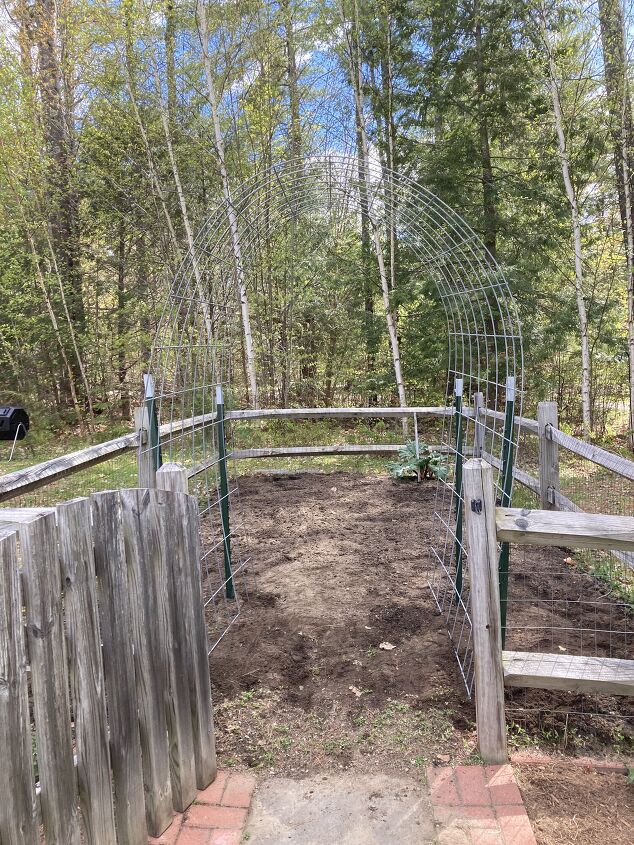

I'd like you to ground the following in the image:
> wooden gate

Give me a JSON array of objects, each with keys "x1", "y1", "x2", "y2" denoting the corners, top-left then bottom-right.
[{"x1": 0, "y1": 466, "x2": 216, "y2": 845}]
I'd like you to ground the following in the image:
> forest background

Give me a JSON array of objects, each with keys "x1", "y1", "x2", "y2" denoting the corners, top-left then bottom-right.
[{"x1": 2, "y1": 0, "x2": 634, "y2": 454}]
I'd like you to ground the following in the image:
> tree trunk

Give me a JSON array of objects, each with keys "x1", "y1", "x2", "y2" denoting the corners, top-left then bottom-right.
[
  {"x1": 117, "y1": 222, "x2": 130, "y2": 418},
  {"x1": 123, "y1": 9, "x2": 180, "y2": 258},
  {"x1": 282, "y1": 0, "x2": 302, "y2": 162},
  {"x1": 196, "y1": 0, "x2": 259, "y2": 407},
  {"x1": 355, "y1": 117, "x2": 377, "y2": 405},
  {"x1": 597, "y1": 0, "x2": 634, "y2": 448},
  {"x1": 347, "y1": 0, "x2": 407, "y2": 419},
  {"x1": 380, "y1": 11, "x2": 399, "y2": 309},
  {"x1": 474, "y1": 1, "x2": 497, "y2": 264},
  {"x1": 34, "y1": 0, "x2": 86, "y2": 405},
  {"x1": 153, "y1": 62, "x2": 215, "y2": 344},
  {"x1": 25, "y1": 229, "x2": 85, "y2": 429},
  {"x1": 165, "y1": 0, "x2": 178, "y2": 136},
  {"x1": 541, "y1": 9, "x2": 592, "y2": 437}
]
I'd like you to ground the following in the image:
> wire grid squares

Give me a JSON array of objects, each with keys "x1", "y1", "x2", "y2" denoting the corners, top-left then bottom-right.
[
  {"x1": 429, "y1": 380, "x2": 522, "y2": 698},
  {"x1": 503, "y1": 539, "x2": 633, "y2": 746},
  {"x1": 148, "y1": 154, "x2": 523, "y2": 663},
  {"x1": 149, "y1": 332, "x2": 252, "y2": 652},
  {"x1": 501, "y1": 427, "x2": 633, "y2": 744},
  {"x1": 424, "y1": 260, "x2": 523, "y2": 696}
]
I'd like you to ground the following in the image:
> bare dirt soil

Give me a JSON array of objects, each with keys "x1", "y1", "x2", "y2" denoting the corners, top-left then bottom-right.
[
  {"x1": 514, "y1": 762, "x2": 634, "y2": 845},
  {"x1": 207, "y1": 471, "x2": 632, "y2": 779}
]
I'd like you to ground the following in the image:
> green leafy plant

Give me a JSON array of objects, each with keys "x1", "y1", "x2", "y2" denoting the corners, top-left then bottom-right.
[{"x1": 387, "y1": 442, "x2": 448, "y2": 481}]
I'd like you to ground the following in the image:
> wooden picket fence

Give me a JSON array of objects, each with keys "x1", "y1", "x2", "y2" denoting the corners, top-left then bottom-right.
[{"x1": 0, "y1": 465, "x2": 216, "y2": 845}]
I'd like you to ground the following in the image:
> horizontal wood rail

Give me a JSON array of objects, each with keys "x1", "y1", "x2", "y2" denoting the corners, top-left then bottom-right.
[
  {"x1": 482, "y1": 407, "x2": 539, "y2": 433},
  {"x1": 229, "y1": 405, "x2": 454, "y2": 420},
  {"x1": 230, "y1": 443, "x2": 448, "y2": 461},
  {"x1": 2, "y1": 398, "x2": 632, "y2": 503},
  {"x1": 502, "y1": 651, "x2": 634, "y2": 697},
  {"x1": 0, "y1": 433, "x2": 139, "y2": 502},
  {"x1": 546, "y1": 425, "x2": 634, "y2": 481},
  {"x1": 0, "y1": 405, "x2": 467, "y2": 502},
  {"x1": 481, "y1": 450, "x2": 540, "y2": 494},
  {"x1": 495, "y1": 506, "x2": 634, "y2": 552}
]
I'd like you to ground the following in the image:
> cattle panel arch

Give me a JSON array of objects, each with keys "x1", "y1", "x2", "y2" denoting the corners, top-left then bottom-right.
[{"x1": 148, "y1": 154, "x2": 523, "y2": 689}]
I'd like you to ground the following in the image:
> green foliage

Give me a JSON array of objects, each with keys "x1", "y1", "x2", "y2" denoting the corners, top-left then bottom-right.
[
  {"x1": 387, "y1": 441, "x2": 448, "y2": 481},
  {"x1": 0, "y1": 0, "x2": 632, "y2": 445}
]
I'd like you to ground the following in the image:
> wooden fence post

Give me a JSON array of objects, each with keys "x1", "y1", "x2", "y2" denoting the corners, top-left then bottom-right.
[
  {"x1": 178, "y1": 490, "x2": 217, "y2": 788},
  {"x1": 0, "y1": 529, "x2": 38, "y2": 845},
  {"x1": 538, "y1": 401, "x2": 560, "y2": 510},
  {"x1": 463, "y1": 458, "x2": 508, "y2": 764},
  {"x1": 156, "y1": 462, "x2": 189, "y2": 493},
  {"x1": 156, "y1": 488, "x2": 202, "y2": 804},
  {"x1": 135, "y1": 405, "x2": 156, "y2": 489},
  {"x1": 473, "y1": 391, "x2": 484, "y2": 458},
  {"x1": 57, "y1": 498, "x2": 117, "y2": 845},
  {"x1": 19, "y1": 512, "x2": 82, "y2": 844}
]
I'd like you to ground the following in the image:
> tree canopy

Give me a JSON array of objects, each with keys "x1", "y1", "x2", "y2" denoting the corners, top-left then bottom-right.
[{"x1": 1, "y1": 0, "x2": 633, "y2": 445}]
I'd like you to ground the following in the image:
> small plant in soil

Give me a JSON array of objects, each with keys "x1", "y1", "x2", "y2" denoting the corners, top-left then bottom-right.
[{"x1": 387, "y1": 442, "x2": 448, "y2": 481}]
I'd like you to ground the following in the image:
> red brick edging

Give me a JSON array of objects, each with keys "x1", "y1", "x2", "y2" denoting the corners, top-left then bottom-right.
[
  {"x1": 427, "y1": 764, "x2": 537, "y2": 845},
  {"x1": 148, "y1": 771, "x2": 256, "y2": 845}
]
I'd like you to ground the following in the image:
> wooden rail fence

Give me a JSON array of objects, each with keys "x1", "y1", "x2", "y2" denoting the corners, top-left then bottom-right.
[
  {"x1": 0, "y1": 403, "x2": 539, "y2": 503},
  {"x1": 0, "y1": 465, "x2": 216, "y2": 845},
  {"x1": 463, "y1": 458, "x2": 634, "y2": 765}
]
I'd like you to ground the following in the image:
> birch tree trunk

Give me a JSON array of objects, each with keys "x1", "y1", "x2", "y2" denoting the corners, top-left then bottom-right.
[
  {"x1": 541, "y1": 9, "x2": 592, "y2": 437},
  {"x1": 597, "y1": 0, "x2": 634, "y2": 449},
  {"x1": 24, "y1": 228, "x2": 84, "y2": 429},
  {"x1": 152, "y1": 62, "x2": 215, "y2": 345},
  {"x1": 196, "y1": 0, "x2": 258, "y2": 408},
  {"x1": 347, "y1": 0, "x2": 407, "y2": 420},
  {"x1": 122, "y1": 8, "x2": 180, "y2": 257},
  {"x1": 281, "y1": 0, "x2": 301, "y2": 405}
]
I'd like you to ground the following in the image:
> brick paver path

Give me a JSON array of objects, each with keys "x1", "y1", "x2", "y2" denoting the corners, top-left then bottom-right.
[
  {"x1": 148, "y1": 764, "x2": 536, "y2": 845},
  {"x1": 147, "y1": 771, "x2": 256, "y2": 845},
  {"x1": 427, "y1": 765, "x2": 537, "y2": 845}
]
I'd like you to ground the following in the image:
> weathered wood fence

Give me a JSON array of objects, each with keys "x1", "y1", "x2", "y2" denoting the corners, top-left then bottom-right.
[
  {"x1": 463, "y1": 458, "x2": 634, "y2": 765},
  {"x1": 1, "y1": 400, "x2": 632, "y2": 510},
  {"x1": 0, "y1": 465, "x2": 216, "y2": 844}
]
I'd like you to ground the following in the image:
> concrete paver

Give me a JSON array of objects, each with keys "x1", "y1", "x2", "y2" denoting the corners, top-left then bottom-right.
[
  {"x1": 243, "y1": 772, "x2": 437, "y2": 844},
  {"x1": 149, "y1": 764, "x2": 537, "y2": 845}
]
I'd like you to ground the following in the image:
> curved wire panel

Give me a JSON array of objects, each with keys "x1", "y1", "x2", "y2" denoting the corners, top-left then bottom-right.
[{"x1": 148, "y1": 155, "x2": 523, "y2": 672}]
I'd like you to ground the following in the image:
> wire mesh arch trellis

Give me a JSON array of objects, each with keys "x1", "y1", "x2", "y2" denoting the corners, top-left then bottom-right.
[{"x1": 147, "y1": 154, "x2": 523, "y2": 665}]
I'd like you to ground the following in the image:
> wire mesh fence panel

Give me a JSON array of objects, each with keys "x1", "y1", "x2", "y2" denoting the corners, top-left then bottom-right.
[
  {"x1": 504, "y1": 539, "x2": 633, "y2": 753},
  {"x1": 512, "y1": 428, "x2": 540, "y2": 509},
  {"x1": 492, "y1": 416, "x2": 634, "y2": 748},
  {"x1": 149, "y1": 327, "x2": 252, "y2": 652},
  {"x1": 143, "y1": 154, "x2": 524, "y2": 666},
  {"x1": 426, "y1": 295, "x2": 523, "y2": 696}
]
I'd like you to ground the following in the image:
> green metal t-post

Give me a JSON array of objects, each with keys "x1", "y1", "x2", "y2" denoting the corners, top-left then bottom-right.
[
  {"x1": 498, "y1": 375, "x2": 516, "y2": 647},
  {"x1": 144, "y1": 373, "x2": 163, "y2": 473},
  {"x1": 216, "y1": 385, "x2": 234, "y2": 600},
  {"x1": 453, "y1": 379, "x2": 465, "y2": 600}
]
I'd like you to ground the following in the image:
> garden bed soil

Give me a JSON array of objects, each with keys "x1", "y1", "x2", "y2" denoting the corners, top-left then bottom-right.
[{"x1": 207, "y1": 471, "x2": 632, "y2": 778}]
